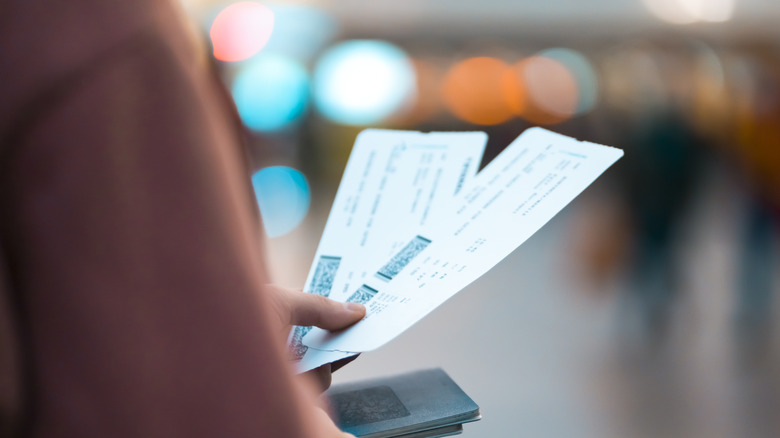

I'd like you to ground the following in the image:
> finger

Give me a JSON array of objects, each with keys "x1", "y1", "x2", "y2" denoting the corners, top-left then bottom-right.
[
  {"x1": 301, "y1": 356, "x2": 359, "y2": 394},
  {"x1": 297, "y1": 374, "x2": 355, "y2": 438},
  {"x1": 287, "y1": 292, "x2": 366, "y2": 331},
  {"x1": 303, "y1": 363, "x2": 333, "y2": 393}
]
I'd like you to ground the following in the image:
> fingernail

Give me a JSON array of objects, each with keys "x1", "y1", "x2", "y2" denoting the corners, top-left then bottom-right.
[{"x1": 344, "y1": 302, "x2": 365, "y2": 313}]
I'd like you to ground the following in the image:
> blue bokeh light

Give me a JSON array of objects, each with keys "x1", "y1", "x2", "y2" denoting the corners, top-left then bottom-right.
[
  {"x1": 251, "y1": 166, "x2": 311, "y2": 238},
  {"x1": 313, "y1": 40, "x2": 416, "y2": 125},
  {"x1": 231, "y1": 54, "x2": 309, "y2": 132}
]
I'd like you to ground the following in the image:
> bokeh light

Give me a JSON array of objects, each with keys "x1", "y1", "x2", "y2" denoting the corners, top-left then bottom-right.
[
  {"x1": 642, "y1": 0, "x2": 735, "y2": 24},
  {"x1": 313, "y1": 40, "x2": 416, "y2": 125},
  {"x1": 210, "y1": 2, "x2": 275, "y2": 62},
  {"x1": 231, "y1": 54, "x2": 309, "y2": 132},
  {"x1": 642, "y1": 0, "x2": 698, "y2": 24},
  {"x1": 251, "y1": 166, "x2": 311, "y2": 238},
  {"x1": 442, "y1": 57, "x2": 515, "y2": 125},
  {"x1": 687, "y1": 0, "x2": 735, "y2": 22},
  {"x1": 538, "y1": 48, "x2": 599, "y2": 115},
  {"x1": 504, "y1": 56, "x2": 578, "y2": 125}
]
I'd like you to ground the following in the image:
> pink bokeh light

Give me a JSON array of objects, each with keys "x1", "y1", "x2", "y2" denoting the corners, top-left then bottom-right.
[{"x1": 210, "y1": 2, "x2": 275, "y2": 62}]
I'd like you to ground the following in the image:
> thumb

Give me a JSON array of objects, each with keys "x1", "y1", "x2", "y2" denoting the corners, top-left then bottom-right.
[{"x1": 287, "y1": 291, "x2": 366, "y2": 331}]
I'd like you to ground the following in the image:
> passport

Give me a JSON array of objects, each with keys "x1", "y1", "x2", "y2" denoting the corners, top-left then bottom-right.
[{"x1": 326, "y1": 369, "x2": 481, "y2": 438}]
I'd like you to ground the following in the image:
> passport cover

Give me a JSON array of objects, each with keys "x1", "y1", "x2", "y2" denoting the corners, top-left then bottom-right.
[{"x1": 326, "y1": 368, "x2": 481, "y2": 437}]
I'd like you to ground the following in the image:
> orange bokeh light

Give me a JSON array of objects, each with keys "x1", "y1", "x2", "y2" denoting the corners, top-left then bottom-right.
[
  {"x1": 210, "y1": 2, "x2": 275, "y2": 62},
  {"x1": 502, "y1": 62, "x2": 528, "y2": 117},
  {"x1": 441, "y1": 57, "x2": 516, "y2": 125}
]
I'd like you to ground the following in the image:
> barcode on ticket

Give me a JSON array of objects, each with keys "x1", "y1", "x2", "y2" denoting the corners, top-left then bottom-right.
[
  {"x1": 309, "y1": 255, "x2": 341, "y2": 296},
  {"x1": 375, "y1": 235, "x2": 432, "y2": 282},
  {"x1": 289, "y1": 325, "x2": 311, "y2": 361},
  {"x1": 292, "y1": 255, "x2": 341, "y2": 360},
  {"x1": 347, "y1": 284, "x2": 379, "y2": 305}
]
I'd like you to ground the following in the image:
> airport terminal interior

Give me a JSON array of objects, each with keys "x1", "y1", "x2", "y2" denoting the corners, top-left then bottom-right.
[{"x1": 184, "y1": 1, "x2": 780, "y2": 436}]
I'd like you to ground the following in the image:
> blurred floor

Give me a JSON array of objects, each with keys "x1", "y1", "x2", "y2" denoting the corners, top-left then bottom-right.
[{"x1": 267, "y1": 159, "x2": 780, "y2": 437}]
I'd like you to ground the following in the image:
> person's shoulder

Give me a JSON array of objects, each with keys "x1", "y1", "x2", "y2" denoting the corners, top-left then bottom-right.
[{"x1": 0, "y1": 0, "x2": 186, "y2": 143}]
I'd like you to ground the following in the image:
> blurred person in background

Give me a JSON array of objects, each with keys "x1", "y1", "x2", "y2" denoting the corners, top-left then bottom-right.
[
  {"x1": 0, "y1": 1, "x2": 364, "y2": 437},
  {"x1": 728, "y1": 47, "x2": 780, "y2": 347},
  {"x1": 574, "y1": 43, "x2": 707, "y2": 343},
  {"x1": 574, "y1": 41, "x2": 779, "y2": 350}
]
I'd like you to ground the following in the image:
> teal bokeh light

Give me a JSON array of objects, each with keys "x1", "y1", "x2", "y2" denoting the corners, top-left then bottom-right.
[
  {"x1": 313, "y1": 40, "x2": 416, "y2": 125},
  {"x1": 538, "y1": 48, "x2": 599, "y2": 115},
  {"x1": 251, "y1": 166, "x2": 311, "y2": 238},
  {"x1": 232, "y1": 54, "x2": 309, "y2": 132}
]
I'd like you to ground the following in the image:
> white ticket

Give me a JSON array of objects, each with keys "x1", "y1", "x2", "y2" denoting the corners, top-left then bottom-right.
[
  {"x1": 290, "y1": 129, "x2": 486, "y2": 368},
  {"x1": 301, "y1": 127, "x2": 622, "y2": 357}
]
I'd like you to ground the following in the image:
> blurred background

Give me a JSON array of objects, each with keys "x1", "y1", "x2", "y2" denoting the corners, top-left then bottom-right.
[{"x1": 182, "y1": 1, "x2": 779, "y2": 436}]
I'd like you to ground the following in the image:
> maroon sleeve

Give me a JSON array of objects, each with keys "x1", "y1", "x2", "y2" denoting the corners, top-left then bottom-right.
[{"x1": 1, "y1": 4, "x2": 325, "y2": 438}]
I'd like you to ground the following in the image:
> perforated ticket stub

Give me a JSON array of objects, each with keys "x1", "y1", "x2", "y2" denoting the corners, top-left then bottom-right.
[{"x1": 293, "y1": 128, "x2": 622, "y2": 372}]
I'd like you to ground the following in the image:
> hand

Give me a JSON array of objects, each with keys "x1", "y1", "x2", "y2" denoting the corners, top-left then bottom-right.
[
  {"x1": 296, "y1": 366, "x2": 358, "y2": 438},
  {"x1": 266, "y1": 284, "x2": 365, "y2": 338},
  {"x1": 305, "y1": 354, "x2": 360, "y2": 392},
  {"x1": 265, "y1": 284, "x2": 365, "y2": 389}
]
